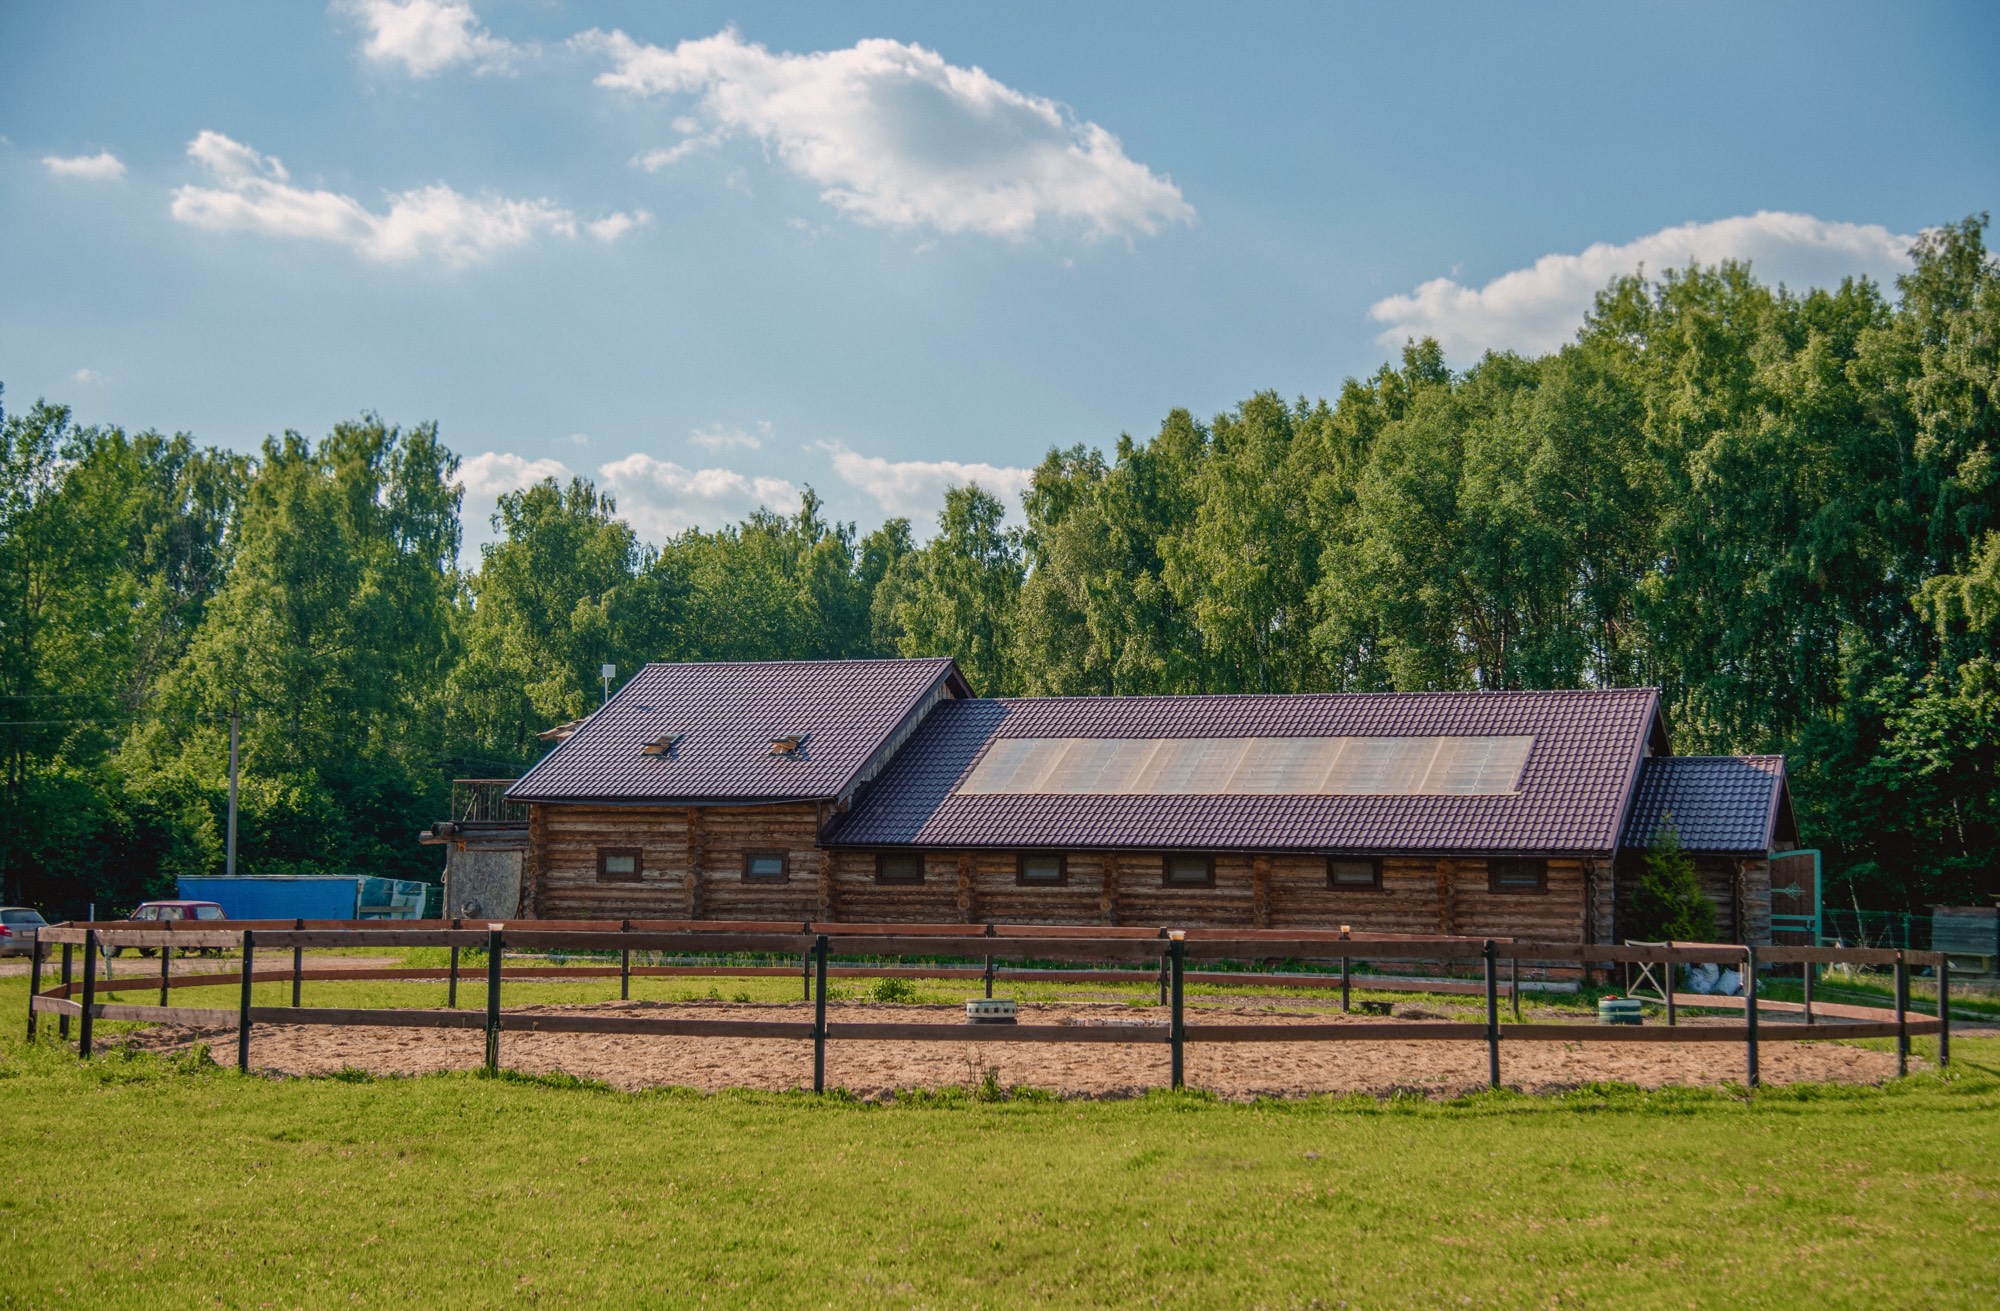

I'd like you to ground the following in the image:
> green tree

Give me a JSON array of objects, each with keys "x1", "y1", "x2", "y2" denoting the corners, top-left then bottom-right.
[
  {"x1": 1628, "y1": 820, "x2": 1719, "y2": 942},
  {"x1": 886, "y1": 485, "x2": 1024, "y2": 695}
]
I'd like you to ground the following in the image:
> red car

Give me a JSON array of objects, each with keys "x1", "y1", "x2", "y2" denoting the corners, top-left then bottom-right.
[{"x1": 115, "y1": 900, "x2": 227, "y2": 956}]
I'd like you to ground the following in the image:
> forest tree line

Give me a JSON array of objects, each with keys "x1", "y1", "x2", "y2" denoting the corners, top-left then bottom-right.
[{"x1": 3, "y1": 217, "x2": 1995, "y2": 918}]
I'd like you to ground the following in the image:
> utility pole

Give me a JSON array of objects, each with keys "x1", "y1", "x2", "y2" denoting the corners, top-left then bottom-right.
[{"x1": 226, "y1": 696, "x2": 240, "y2": 878}]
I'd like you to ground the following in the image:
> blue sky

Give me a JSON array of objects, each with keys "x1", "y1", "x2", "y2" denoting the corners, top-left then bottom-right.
[{"x1": 4, "y1": 2, "x2": 1995, "y2": 553}]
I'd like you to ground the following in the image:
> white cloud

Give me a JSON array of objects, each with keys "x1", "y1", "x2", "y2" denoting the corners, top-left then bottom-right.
[
  {"x1": 71, "y1": 367, "x2": 102, "y2": 384},
  {"x1": 341, "y1": 0, "x2": 517, "y2": 77},
  {"x1": 816, "y1": 440, "x2": 1032, "y2": 521},
  {"x1": 459, "y1": 450, "x2": 573, "y2": 496},
  {"x1": 43, "y1": 150, "x2": 126, "y2": 181},
  {"x1": 689, "y1": 421, "x2": 769, "y2": 452},
  {"x1": 1369, "y1": 212, "x2": 1917, "y2": 359},
  {"x1": 596, "y1": 453, "x2": 799, "y2": 538},
  {"x1": 586, "y1": 209, "x2": 652, "y2": 242},
  {"x1": 581, "y1": 27, "x2": 1192, "y2": 240},
  {"x1": 170, "y1": 130, "x2": 643, "y2": 266}
]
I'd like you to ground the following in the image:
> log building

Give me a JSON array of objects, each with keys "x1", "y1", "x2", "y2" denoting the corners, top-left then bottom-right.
[{"x1": 431, "y1": 658, "x2": 1796, "y2": 944}]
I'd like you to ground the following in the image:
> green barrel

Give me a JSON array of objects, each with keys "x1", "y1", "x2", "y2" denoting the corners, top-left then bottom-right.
[{"x1": 1598, "y1": 996, "x2": 1644, "y2": 1025}]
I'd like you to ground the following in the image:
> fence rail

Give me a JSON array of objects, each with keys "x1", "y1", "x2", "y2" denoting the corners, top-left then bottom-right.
[{"x1": 23, "y1": 920, "x2": 1951, "y2": 1094}]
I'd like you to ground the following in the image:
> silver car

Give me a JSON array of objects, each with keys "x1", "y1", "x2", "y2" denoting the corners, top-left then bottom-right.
[{"x1": 0, "y1": 906, "x2": 49, "y2": 956}]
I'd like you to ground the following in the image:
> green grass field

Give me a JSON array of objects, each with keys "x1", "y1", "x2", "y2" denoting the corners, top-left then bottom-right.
[{"x1": 2, "y1": 959, "x2": 1996, "y2": 1309}]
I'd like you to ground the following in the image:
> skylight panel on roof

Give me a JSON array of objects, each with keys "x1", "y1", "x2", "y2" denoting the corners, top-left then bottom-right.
[{"x1": 956, "y1": 736, "x2": 1533, "y2": 796}]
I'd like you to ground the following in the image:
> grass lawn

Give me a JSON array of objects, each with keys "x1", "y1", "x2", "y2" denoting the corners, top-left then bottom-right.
[{"x1": 1, "y1": 961, "x2": 1996, "y2": 1309}]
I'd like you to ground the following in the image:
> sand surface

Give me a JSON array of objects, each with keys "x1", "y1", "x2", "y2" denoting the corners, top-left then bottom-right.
[{"x1": 113, "y1": 998, "x2": 1911, "y2": 1099}]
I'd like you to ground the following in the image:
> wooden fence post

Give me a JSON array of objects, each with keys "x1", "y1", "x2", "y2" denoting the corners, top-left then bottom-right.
[
  {"x1": 1893, "y1": 952, "x2": 1908, "y2": 1077},
  {"x1": 1937, "y1": 954, "x2": 1951, "y2": 1068},
  {"x1": 984, "y1": 955, "x2": 995, "y2": 1000},
  {"x1": 1802, "y1": 959, "x2": 1814, "y2": 1027},
  {"x1": 1510, "y1": 949, "x2": 1520, "y2": 1022},
  {"x1": 292, "y1": 919, "x2": 304, "y2": 1008},
  {"x1": 160, "y1": 939, "x2": 172, "y2": 1007},
  {"x1": 448, "y1": 943, "x2": 460, "y2": 1008},
  {"x1": 1743, "y1": 945, "x2": 1759, "y2": 1090},
  {"x1": 813, "y1": 934, "x2": 829, "y2": 1094},
  {"x1": 484, "y1": 927, "x2": 502, "y2": 1076},
  {"x1": 1340, "y1": 955, "x2": 1350, "y2": 1013},
  {"x1": 26, "y1": 939, "x2": 43, "y2": 1041},
  {"x1": 1664, "y1": 945, "x2": 1677, "y2": 1027},
  {"x1": 58, "y1": 942, "x2": 72, "y2": 1040},
  {"x1": 620, "y1": 920, "x2": 631, "y2": 1002},
  {"x1": 237, "y1": 930, "x2": 255, "y2": 1073},
  {"x1": 1483, "y1": 939, "x2": 1500, "y2": 1090},
  {"x1": 1169, "y1": 935, "x2": 1185, "y2": 1091},
  {"x1": 80, "y1": 930, "x2": 98, "y2": 1059}
]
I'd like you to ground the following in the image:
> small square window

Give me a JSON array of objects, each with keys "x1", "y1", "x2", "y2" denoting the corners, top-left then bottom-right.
[
  {"x1": 1327, "y1": 857, "x2": 1382, "y2": 890},
  {"x1": 1164, "y1": 853, "x2": 1214, "y2": 887},
  {"x1": 1017, "y1": 854, "x2": 1066, "y2": 885},
  {"x1": 1489, "y1": 858, "x2": 1547, "y2": 893},
  {"x1": 744, "y1": 851, "x2": 790, "y2": 881},
  {"x1": 597, "y1": 848, "x2": 642, "y2": 882},
  {"x1": 877, "y1": 852, "x2": 924, "y2": 884}
]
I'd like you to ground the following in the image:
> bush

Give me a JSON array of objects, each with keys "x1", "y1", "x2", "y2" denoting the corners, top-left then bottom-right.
[
  {"x1": 871, "y1": 977, "x2": 919, "y2": 1004},
  {"x1": 1629, "y1": 818, "x2": 1719, "y2": 942}
]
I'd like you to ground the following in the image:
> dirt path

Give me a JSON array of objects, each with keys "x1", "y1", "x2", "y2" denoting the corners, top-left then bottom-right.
[{"x1": 114, "y1": 999, "x2": 1910, "y2": 1099}]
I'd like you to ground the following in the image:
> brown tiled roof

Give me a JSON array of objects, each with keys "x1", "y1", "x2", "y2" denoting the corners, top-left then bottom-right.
[
  {"x1": 507, "y1": 659, "x2": 968, "y2": 804},
  {"x1": 824, "y1": 688, "x2": 1666, "y2": 854},
  {"x1": 1619, "y1": 755, "x2": 1789, "y2": 854}
]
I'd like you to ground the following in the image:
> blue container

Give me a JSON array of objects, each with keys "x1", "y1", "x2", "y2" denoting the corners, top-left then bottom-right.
[{"x1": 176, "y1": 876, "x2": 358, "y2": 921}]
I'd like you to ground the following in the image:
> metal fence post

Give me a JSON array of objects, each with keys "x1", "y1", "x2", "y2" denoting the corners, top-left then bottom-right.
[
  {"x1": 1893, "y1": 951, "x2": 1908, "y2": 1077},
  {"x1": 802, "y1": 948, "x2": 813, "y2": 1001},
  {"x1": 448, "y1": 943, "x2": 460, "y2": 1008},
  {"x1": 80, "y1": 930, "x2": 98, "y2": 1059},
  {"x1": 292, "y1": 919, "x2": 303, "y2": 1008},
  {"x1": 26, "y1": 939, "x2": 43, "y2": 1041},
  {"x1": 237, "y1": 930, "x2": 255, "y2": 1073},
  {"x1": 1937, "y1": 954, "x2": 1951, "y2": 1068},
  {"x1": 1510, "y1": 949, "x2": 1520, "y2": 1022},
  {"x1": 1483, "y1": 940, "x2": 1500, "y2": 1090},
  {"x1": 984, "y1": 955, "x2": 995, "y2": 1000},
  {"x1": 160, "y1": 939, "x2": 172, "y2": 1007},
  {"x1": 484, "y1": 927, "x2": 502, "y2": 1076},
  {"x1": 1743, "y1": 946, "x2": 1759, "y2": 1090},
  {"x1": 58, "y1": 942, "x2": 72, "y2": 1040},
  {"x1": 813, "y1": 934, "x2": 829, "y2": 1094},
  {"x1": 1169, "y1": 934, "x2": 1185, "y2": 1090},
  {"x1": 620, "y1": 921, "x2": 632, "y2": 1002},
  {"x1": 1340, "y1": 955, "x2": 1350, "y2": 1013},
  {"x1": 1803, "y1": 959, "x2": 1814, "y2": 1027}
]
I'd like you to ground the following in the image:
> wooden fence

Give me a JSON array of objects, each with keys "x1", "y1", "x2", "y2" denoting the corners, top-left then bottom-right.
[{"x1": 24, "y1": 920, "x2": 1951, "y2": 1093}]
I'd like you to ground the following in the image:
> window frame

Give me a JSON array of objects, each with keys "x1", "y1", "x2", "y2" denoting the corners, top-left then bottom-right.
[
  {"x1": 1161, "y1": 852, "x2": 1216, "y2": 888},
  {"x1": 875, "y1": 851, "x2": 925, "y2": 885},
  {"x1": 596, "y1": 847, "x2": 643, "y2": 883},
  {"x1": 1488, "y1": 857, "x2": 1548, "y2": 895},
  {"x1": 1015, "y1": 852, "x2": 1068, "y2": 887},
  {"x1": 1325, "y1": 855, "x2": 1385, "y2": 891},
  {"x1": 743, "y1": 850, "x2": 791, "y2": 882}
]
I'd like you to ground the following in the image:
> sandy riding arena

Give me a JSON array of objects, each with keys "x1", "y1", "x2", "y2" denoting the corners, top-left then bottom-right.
[{"x1": 117, "y1": 998, "x2": 1908, "y2": 1099}]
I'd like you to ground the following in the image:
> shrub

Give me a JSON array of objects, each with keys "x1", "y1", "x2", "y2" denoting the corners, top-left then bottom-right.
[
  {"x1": 1629, "y1": 818, "x2": 1719, "y2": 942},
  {"x1": 871, "y1": 977, "x2": 919, "y2": 1004}
]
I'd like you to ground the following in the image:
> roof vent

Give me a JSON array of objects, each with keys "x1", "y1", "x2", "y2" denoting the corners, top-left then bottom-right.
[
  {"x1": 640, "y1": 733, "x2": 683, "y2": 758},
  {"x1": 768, "y1": 734, "x2": 811, "y2": 758}
]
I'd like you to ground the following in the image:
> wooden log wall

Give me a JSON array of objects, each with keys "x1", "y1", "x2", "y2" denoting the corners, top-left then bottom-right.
[
  {"x1": 1609, "y1": 851, "x2": 1771, "y2": 946},
  {"x1": 531, "y1": 803, "x2": 824, "y2": 922},
  {"x1": 828, "y1": 849, "x2": 1593, "y2": 939},
  {"x1": 529, "y1": 803, "x2": 1628, "y2": 939}
]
